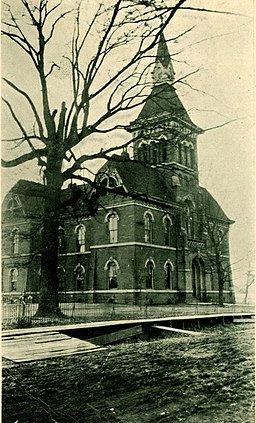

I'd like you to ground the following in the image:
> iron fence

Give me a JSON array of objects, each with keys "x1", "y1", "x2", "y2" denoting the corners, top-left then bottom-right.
[{"x1": 2, "y1": 297, "x2": 254, "y2": 329}]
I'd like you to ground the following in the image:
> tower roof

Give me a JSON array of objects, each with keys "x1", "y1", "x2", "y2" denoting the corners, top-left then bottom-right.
[
  {"x1": 130, "y1": 32, "x2": 201, "y2": 132},
  {"x1": 152, "y1": 32, "x2": 175, "y2": 84}
]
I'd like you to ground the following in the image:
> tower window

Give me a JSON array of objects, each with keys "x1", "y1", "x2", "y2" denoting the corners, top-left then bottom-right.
[{"x1": 144, "y1": 212, "x2": 154, "y2": 243}]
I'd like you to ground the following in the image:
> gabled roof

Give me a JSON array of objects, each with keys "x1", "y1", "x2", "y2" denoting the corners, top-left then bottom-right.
[
  {"x1": 201, "y1": 187, "x2": 233, "y2": 223},
  {"x1": 97, "y1": 155, "x2": 174, "y2": 204},
  {"x1": 2, "y1": 180, "x2": 46, "y2": 218}
]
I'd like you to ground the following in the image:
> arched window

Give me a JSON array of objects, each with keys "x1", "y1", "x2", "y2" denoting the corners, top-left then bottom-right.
[
  {"x1": 163, "y1": 215, "x2": 172, "y2": 246},
  {"x1": 104, "y1": 258, "x2": 119, "y2": 289},
  {"x1": 6, "y1": 196, "x2": 21, "y2": 212},
  {"x1": 75, "y1": 225, "x2": 86, "y2": 252},
  {"x1": 12, "y1": 228, "x2": 19, "y2": 255},
  {"x1": 164, "y1": 261, "x2": 174, "y2": 289},
  {"x1": 58, "y1": 226, "x2": 65, "y2": 254},
  {"x1": 74, "y1": 263, "x2": 85, "y2": 290},
  {"x1": 144, "y1": 212, "x2": 154, "y2": 243},
  {"x1": 57, "y1": 265, "x2": 66, "y2": 291},
  {"x1": 106, "y1": 211, "x2": 119, "y2": 243},
  {"x1": 185, "y1": 202, "x2": 194, "y2": 238},
  {"x1": 145, "y1": 259, "x2": 155, "y2": 289},
  {"x1": 10, "y1": 268, "x2": 18, "y2": 291}
]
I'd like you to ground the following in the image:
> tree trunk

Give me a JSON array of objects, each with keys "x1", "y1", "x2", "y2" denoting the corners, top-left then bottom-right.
[
  {"x1": 36, "y1": 176, "x2": 63, "y2": 317},
  {"x1": 218, "y1": 279, "x2": 224, "y2": 307}
]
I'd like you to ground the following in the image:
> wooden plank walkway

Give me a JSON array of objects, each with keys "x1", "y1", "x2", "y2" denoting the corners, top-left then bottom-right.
[
  {"x1": 2, "y1": 331, "x2": 103, "y2": 363},
  {"x1": 152, "y1": 325, "x2": 204, "y2": 336},
  {"x1": 2, "y1": 312, "x2": 254, "y2": 338}
]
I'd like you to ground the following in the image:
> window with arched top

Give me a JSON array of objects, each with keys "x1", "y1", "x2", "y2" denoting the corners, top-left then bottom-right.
[
  {"x1": 10, "y1": 268, "x2": 18, "y2": 291},
  {"x1": 106, "y1": 211, "x2": 119, "y2": 243},
  {"x1": 58, "y1": 226, "x2": 65, "y2": 254},
  {"x1": 184, "y1": 202, "x2": 194, "y2": 238},
  {"x1": 74, "y1": 263, "x2": 85, "y2": 290},
  {"x1": 163, "y1": 216, "x2": 173, "y2": 246},
  {"x1": 75, "y1": 225, "x2": 86, "y2": 252},
  {"x1": 11, "y1": 228, "x2": 19, "y2": 255},
  {"x1": 144, "y1": 212, "x2": 154, "y2": 243},
  {"x1": 57, "y1": 265, "x2": 66, "y2": 291},
  {"x1": 104, "y1": 258, "x2": 119, "y2": 289},
  {"x1": 145, "y1": 259, "x2": 155, "y2": 289},
  {"x1": 164, "y1": 261, "x2": 174, "y2": 289}
]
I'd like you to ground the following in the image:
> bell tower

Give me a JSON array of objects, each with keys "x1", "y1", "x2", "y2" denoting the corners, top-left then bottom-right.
[{"x1": 129, "y1": 33, "x2": 203, "y2": 185}]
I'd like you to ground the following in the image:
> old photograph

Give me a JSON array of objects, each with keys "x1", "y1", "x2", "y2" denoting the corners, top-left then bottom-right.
[{"x1": 2, "y1": 1, "x2": 254, "y2": 422}]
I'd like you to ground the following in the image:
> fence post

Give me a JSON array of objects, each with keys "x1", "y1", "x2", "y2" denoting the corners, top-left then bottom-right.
[{"x1": 111, "y1": 294, "x2": 116, "y2": 319}]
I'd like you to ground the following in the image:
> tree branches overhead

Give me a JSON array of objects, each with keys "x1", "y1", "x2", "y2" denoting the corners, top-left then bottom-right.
[{"x1": 2, "y1": 0, "x2": 237, "y2": 182}]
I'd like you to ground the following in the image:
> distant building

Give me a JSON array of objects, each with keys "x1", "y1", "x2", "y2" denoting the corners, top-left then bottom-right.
[{"x1": 2, "y1": 34, "x2": 235, "y2": 304}]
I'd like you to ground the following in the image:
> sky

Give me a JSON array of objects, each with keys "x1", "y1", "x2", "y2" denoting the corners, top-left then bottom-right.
[{"x1": 1, "y1": 0, "x2": 255, "y2": 301}]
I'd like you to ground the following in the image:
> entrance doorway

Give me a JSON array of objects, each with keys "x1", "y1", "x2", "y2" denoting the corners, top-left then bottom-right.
[{"x1": 192, "y1": 258, "x2": 206, "y2": 301}]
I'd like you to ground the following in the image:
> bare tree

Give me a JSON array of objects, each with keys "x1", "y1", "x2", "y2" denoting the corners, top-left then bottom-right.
[
  {"x1": 2, "y1": 0, "x2": 239, "y2": 315},
  {"x1": 243, "y1": 270, "x2": 254, "y2": 304},
  {"x1": 203, "y1": 217, "x2": 233, "y2": 306}
]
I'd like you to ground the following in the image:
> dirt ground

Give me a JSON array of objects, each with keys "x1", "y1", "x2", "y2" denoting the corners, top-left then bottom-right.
[{"x1": 2, "y1": 323, "x2": 255, "y2": 423}]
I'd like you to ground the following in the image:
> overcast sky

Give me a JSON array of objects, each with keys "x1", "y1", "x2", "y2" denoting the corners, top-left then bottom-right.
[{"x1": 1, "y1": 0, "x2": 254, "y2": 300}]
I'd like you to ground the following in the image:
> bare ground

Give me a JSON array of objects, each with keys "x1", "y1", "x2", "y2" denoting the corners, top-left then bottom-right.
[{"x1": 2, "y1": 323, "x2": 255, "y2": 423}]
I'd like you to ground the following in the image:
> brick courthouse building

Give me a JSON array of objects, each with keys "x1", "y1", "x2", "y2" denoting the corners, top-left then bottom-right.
[{"x1": 2, "y1": 35, "x2": 235, "y2": 305}]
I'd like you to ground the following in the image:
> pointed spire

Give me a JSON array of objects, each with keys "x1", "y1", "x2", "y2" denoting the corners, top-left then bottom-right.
[{"x1": 152, "y1": 32, "x2": 175, "y2": 85}]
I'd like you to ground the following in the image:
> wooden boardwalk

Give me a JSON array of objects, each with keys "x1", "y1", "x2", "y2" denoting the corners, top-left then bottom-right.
[
  {"x1": 2, "y1": 312, "x2": 254, "y2": 364},
  {"x1": 2, "y1": 331, "x2": 102, "y2": 363}
]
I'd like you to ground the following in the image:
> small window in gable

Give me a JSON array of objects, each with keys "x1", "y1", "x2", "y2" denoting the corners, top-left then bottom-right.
[{"x1": 6, "y1": 196, "x2": 21, "y2": 212}]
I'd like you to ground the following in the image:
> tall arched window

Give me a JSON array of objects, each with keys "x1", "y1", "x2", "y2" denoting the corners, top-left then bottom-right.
[
  {"x1": 58, "y1": 226, "x2": 65, "y2": 254},
  {"x1": 10, "y1": 268, "x2": 18, "y2": 291},
  {"x1": 75, "y1": 225, "x2": 86, "y2": 252},
  {"x1": 106, "y1": 211, "x2": 119, "y2": 243},
  {"x1": 163, "y1": 216, "x2": 172, "y2": 246},
  {"x1": 145, "y1": 259, "x2": 155, "y2": 289},
  {"x1": 12, "y1": 228, "x2": 19, "y2": 255},
  {"x1": 74, "y1": 263, "x2": 85, "y2": 290},
  {"x1": 144, "y1": 212, "x2": 154, "y2": 243},
  {"x1": 105, "y1": 258, "x2": 119, "y2": 289},
  {"x1": 57, "y1": 265, "x2": 66, "y2": 291},
  {"x1": 164, "y1": 261, "x2": 174, "y2": 289}
]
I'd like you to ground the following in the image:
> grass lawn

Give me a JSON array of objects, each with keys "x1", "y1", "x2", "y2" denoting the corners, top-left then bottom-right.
[{"x1": 2, "y1": 323, "x2": 255, "y2": 423}]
